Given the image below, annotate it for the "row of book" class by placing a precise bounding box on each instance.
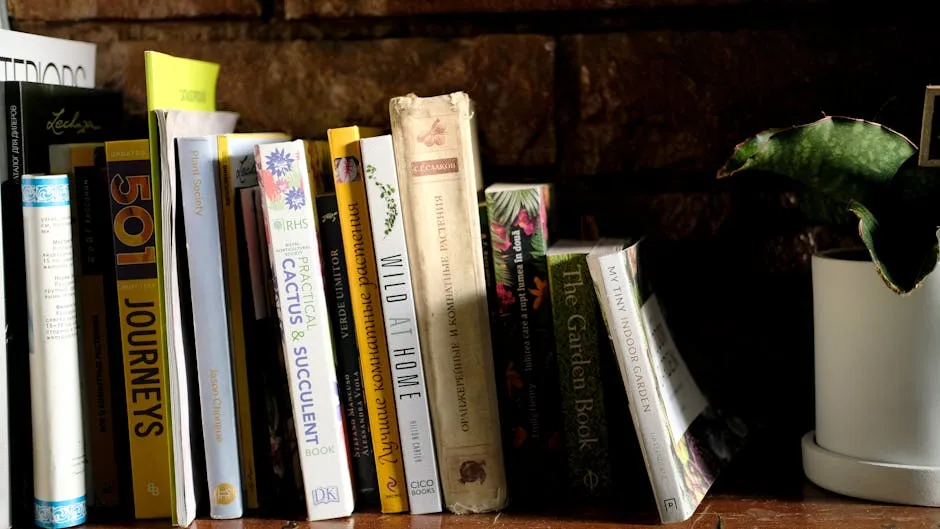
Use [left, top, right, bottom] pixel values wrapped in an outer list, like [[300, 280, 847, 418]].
[[0, 30, 751, 529]]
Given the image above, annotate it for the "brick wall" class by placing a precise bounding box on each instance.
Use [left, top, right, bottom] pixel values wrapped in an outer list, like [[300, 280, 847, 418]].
[[10, 0, 933, 468]]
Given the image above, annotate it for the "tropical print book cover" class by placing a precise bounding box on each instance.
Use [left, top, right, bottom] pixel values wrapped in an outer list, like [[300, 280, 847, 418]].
[[485, 183, 564, 503], [254, 140, 355, 521]]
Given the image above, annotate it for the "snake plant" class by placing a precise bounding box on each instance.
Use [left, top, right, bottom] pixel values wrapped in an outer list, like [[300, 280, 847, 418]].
[[718, 116, 940, 295]]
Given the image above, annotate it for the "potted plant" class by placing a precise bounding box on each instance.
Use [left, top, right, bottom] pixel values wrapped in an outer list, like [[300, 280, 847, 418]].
[[718, 116, 940, 507]]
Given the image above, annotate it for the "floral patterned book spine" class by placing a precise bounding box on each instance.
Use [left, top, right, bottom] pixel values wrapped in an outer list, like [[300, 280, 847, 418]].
[[485, 182, 564, 502], [546, 242, 614, 499], [254, 140, 354, 521]]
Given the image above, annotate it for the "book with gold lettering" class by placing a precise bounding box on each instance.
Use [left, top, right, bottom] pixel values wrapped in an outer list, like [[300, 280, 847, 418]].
[[104, 139, 173, 520], [389, 92, 508, 514], [546, 240, 616, 499], [328, 126, 409, 514], [254, 140, 354, 521], [2, 81, 122, 525]]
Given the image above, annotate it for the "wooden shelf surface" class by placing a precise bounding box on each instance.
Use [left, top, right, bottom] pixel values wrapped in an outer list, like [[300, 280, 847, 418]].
[[76, 489, 940, 529]]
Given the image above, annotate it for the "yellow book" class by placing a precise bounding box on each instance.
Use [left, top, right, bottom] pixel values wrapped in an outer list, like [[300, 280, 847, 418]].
[[327, 126, 409, 513], [303, 139, 333, 194], [144, 51, 222, 523], [216, 132, 289, 509], [105, 139, 172, 519]]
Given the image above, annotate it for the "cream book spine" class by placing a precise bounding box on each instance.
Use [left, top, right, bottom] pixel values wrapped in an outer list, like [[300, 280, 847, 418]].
[[361, 135, 443, 514], [389, 92, 507, 514], [22, 174, 86, 529]]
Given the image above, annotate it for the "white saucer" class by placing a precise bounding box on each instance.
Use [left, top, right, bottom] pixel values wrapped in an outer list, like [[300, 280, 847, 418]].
[[802, 431, 940, 507]]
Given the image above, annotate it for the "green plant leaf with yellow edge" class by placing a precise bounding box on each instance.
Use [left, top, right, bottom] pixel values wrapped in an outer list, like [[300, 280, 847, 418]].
[[718, 116, 940, 294]]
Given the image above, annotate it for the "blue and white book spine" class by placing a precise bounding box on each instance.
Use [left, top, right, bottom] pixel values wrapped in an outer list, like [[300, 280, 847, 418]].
[[360, 135, 442, 514], [254, 140, 354, 521], [21, 174, 86, 529], [177, 137, 244, 519]]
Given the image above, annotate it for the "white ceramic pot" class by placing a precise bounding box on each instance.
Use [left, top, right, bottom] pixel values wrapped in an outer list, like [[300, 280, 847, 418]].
[[803, 248, 940, 506]]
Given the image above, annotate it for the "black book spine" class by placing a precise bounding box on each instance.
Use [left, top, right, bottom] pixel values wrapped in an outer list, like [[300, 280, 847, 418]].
[[90, 146, 134, 518], [3, 83, 32, 526], [315, 193, 379, 505]]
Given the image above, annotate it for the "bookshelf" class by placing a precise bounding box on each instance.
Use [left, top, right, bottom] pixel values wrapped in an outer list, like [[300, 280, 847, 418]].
[[68, 436, 940, 528], [74, 493, 940, 529], [8, 3, 940, 528]]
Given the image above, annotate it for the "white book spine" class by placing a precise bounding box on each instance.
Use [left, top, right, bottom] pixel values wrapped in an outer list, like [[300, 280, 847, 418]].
[[254, 140, 354, 520], [587, 249, 688, 523], [361, 135, 443, 514], [21, 174, 86, 529], [177, 137, 244, 519]]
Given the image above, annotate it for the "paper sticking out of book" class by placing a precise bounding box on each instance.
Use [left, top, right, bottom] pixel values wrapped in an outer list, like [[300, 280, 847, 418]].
[[153, 109, 238, 527]]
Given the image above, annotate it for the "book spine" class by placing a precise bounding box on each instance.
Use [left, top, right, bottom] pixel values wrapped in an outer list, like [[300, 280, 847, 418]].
[[479, 203, 499, 336], [314, 193, 379, 505], [251, 187, 307, 510], [178, 138, 244, 519], [105, 140, 172, 519], [389, 93, 508, 514], [485, 184, 563, 501], [546, 251, 612, 498], [4, 84, 33, 526], [254, 140, 355, 521], [328, 127, 409, 514], [361, 135, 443, 514], [0, 85, 11, 529], [239, 187, 305, 516], [70, 146, 122, 508], [21, 174, 87, 529], [216, 137, 259, 510], [588, 251, 688, 523]]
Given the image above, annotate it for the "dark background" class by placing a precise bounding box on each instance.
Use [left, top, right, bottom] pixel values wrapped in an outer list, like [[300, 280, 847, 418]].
[[11, 0, 932, 498]]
